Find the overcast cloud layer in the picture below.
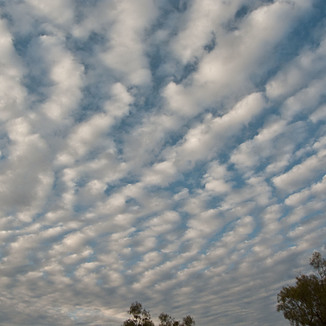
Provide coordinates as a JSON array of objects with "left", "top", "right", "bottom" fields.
[{"left": 0, "top": 0, "right": 326, "bottom": 325}]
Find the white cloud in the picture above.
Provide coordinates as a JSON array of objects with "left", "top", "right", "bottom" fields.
[
  {"left": 0, "top": 1, "right": 325, "bottom": 325},
  {"left": 285, "top": 175, "right": 326, "bottom": 207},
  {"left": 57, "top": 82, "right": 132, "bottom": 164},
  {"left": 0, "top": 118, "right": 53, "bottom": 221},
  {"left": 122, "top": 112, "right": 180, "bottom": 171},
  {"left": 0, "top": 19, "right": 26, "bottom": 122},
  {"left": 142, "top": 160, "right": 179, "bottom": 186},
  {"left": 203, "top": 163, "right": 232, "bottom": 194},
  {"left": 37, "top": 35, "right": 84, "bottom": 121},
  {"left": 280, "top": 76, "right": 326, "bottom": 121},
  {"left": 310, "top": 104, "right": 326, "bottom": 123},
  {"left": 266, "top": 35, "right": 326, "bottom": 100},
  {"left": 26, "top": 0, "right": 74, "bottom": 28},
  {"left": 184, "top": 0, "right": 312, "bottom": 108},
  {"left": 273, "top": 147, "right": 326, "bottom": 194},
  {"left": 170, "top": 0, "right": 242, "bottom": 64},
  {"left": 100, "top": 0, "right": 158, "bottom": 86},
  {"left": 166, "top": 92, "right": 266, "bottom": 170}
]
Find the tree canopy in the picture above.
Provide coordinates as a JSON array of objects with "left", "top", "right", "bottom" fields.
[
  {"left": 122, "top": 302, "right": 195, "bottom": 326},
  {"left": 277, "top": 252, "right": 326, "bottom": 326}
]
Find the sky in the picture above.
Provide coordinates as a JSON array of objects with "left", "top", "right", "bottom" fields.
[{"left": 0, "top": 0, "right": 326, "bottom": 325}]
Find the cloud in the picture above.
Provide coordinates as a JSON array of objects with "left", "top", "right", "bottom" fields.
[
  {"left": 273, "top": 146, "right": 326, "bottom": 194},
  {"left": 0, "top": 0, "right": 325, "bottom": 325},
  {"left": 0, "top": 19, "right": 26, "bottom": 122},
  {"left": 163, "top": 92, "right": 266, "bottom": 170},
  {"left": 100, "top": 0, "right": 159, "bottom": 86},
  {"left": 170, "top": 0, "right": 240, "bottom": 64},
  {"left": 266, "top": 35, "right": 326, "bottom": 100}
]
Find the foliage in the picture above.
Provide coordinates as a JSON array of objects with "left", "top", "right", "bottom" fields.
[
  {"left": 122, "top": 302, "right": 154, "bottom": 326},
  {"left": 277, "top": 252, "right": 326, "bottom": 326},
  {"left": 122, "top": 302, "right": 195, "bottom": 326},
  {"left": 158, "top": 312, "right": 195, "bottom": 326}
]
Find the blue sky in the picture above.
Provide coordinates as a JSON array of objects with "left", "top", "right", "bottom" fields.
[{"left": 0, "top": 0, "right": 326, "bottom": 325}]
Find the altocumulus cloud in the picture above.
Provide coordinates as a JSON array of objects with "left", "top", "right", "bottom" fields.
[{"left": 0, "top": 0, "right": 326, "bottom": 325}]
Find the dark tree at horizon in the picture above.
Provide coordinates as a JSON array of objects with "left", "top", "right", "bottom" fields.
[
  {"left": 122, "top": 302, "right": 195, "bottom": 326},
  {"left": 277, "top": 252, "right": 326, "bottom": 326}
]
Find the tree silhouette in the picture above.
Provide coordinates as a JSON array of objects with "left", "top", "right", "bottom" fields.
[
  {"left": 277, "top": 252, "right": 326, "bottom": 326},
  {"left": 122, "top": 302, "right": 195, "bottom": 326},
  {"left": 122, "top": 302, "right": 154, "bottom": 326}
]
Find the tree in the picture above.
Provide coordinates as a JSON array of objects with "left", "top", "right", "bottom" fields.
[
  {"left": 122, "top": 302, "right": 155, "bottom": 326},
  {"left": 277, "top": 252, "right": 326, "bottom": 326},
  {"left": 122, "top": 302, "right": 195, "bottom": 326},
  {"left": 158, "top": 313, "right": 195, "bottom": 326}
]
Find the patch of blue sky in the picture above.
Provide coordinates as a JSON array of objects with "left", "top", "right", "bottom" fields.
[
  {"left": 125, "top": 197, "right": 141, "bottom": 209},
  {"left": 104, "top": 176, "right": 139, "bottom": 197},
  {"left": 73, "top": 81, "right": 115, "bottom": 125},
  {"left": 276, "top": 139, "right": 320, "bottom": 178},
  {"left": 204, "top": 195, "right": 230, "bottom": 212},
  {"left": 131, "top": 87, "right": 162, "bottom": 114},
  {"left": 147, "top": 2, "right": 182, "bottom": 37},
  {"left": 165, "top": 164, "right": 206, "bottom": 193},
  {"left": 122, "top": 252, "right": 152, "bottom": 272},
  {"left": 0, "top": 6, "right": 16, "bottom": 28},
  {"left": 159, "top": 127, "right": 188, "bottom": 149},
  {"left": 148, "top": 50, "right": 173, "bottom": 91},
  {"left": 12, "top": 39, "right": 54, "bottom": 104},
  {"left": 203, "top": 32, "right": 216, "bottom": 53},
  {"left": 292, "top": 100, "right": 326, "bottom": 126},
  {"left": 167, "top": 0, "right": 188, "bottom": 13},
  {"left": 286, "top": 213, "right": 323, "bottom": 241},
  {"left": 223, "top": 4, "right": 252, "bottom": 32},
  {"left": 72, "top": 0, "right": 103, "bottom": 23},
  {"left": 107, "top": 97, "right": 161, "bottom": 149},
  {"left": 315, "top": 122, "right": 326, "bottom": 140},
  {"left": 0, "top": 133, "right": 10, "bottom": 160},
  {"left": 72, "top": 93, "right": 106, "bottom": 124},
  {"left": 197, "top": 227, "right": 232, "bottom": 255},
  {"left": 268, "top": 7, "right": 325, "bottom": 76},
  {"left": 73, "top": 203, "right": 92, "bottom": 215},
  {"left": 173, "top": 58, "right": 199, "bottom": 84},
  {"left": 106, "top": 127, "right": 133, "bottom": 159},
  {"left": 145, "top": 5, "right": 189, "bottom": 77},
  {"left": 11, "top": 33, "right": 32, "bottom": 57},
  {"left": 65, "top": 31, "right": 107, "bottom": 66},
  {"left": 235, "top": 105, "right": 271, "bottom": 137}
]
